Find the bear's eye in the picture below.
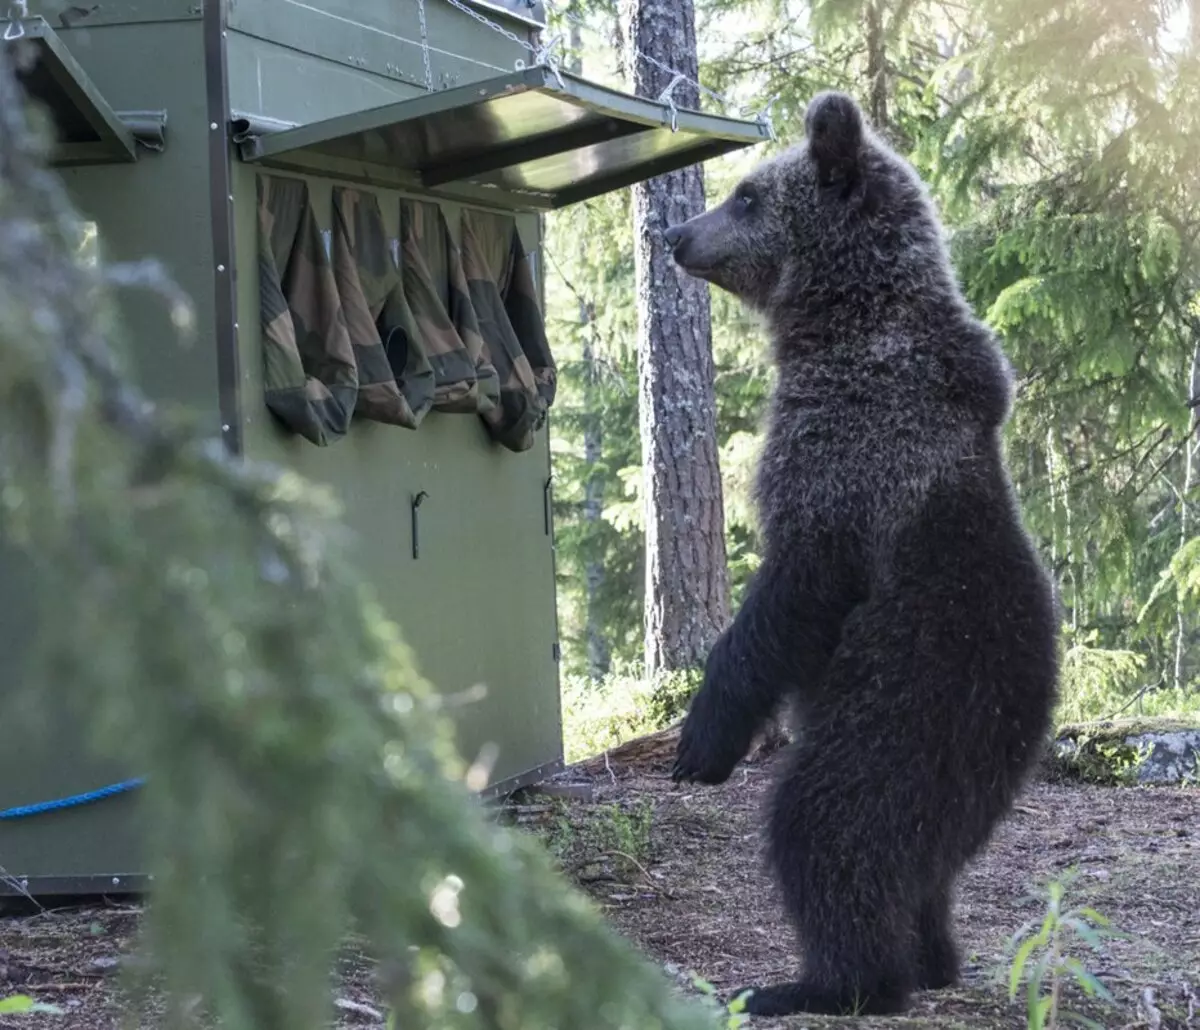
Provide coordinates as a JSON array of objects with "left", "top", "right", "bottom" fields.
[{"left": 735, "top": 186, "right": 757, "bottom": 213}]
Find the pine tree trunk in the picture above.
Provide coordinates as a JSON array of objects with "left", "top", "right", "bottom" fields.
[
  {"left": 865, "top": 1, "right": 889, "bottom": 131},
  {"left": 581, "top": 318, "right": 611, "bottom": 680},
  {"left": 1174, "top": 326, "right": 1199, "bottom": 692},
  {"left": 566, "top": 3, "right": 611, "bottom": 681},
  {"left": 619, "top": 0, "right": 731, "bottom": 676}
]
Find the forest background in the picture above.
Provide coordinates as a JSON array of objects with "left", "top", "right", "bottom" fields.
[{"left": 544, "top": 0, "right": 1200, "bottom": 760}]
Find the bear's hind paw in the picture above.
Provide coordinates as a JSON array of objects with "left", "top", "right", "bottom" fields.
[{"left": 731, "top": 980, "right": 909, "bottom": 1018}]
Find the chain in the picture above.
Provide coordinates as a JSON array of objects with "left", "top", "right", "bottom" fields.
[
  {"left": 538, "top": 0, "right": 779, "bottom": 133},
  {"left": 4, "top": 0, "right": 27, "bottom": 41},
  {"left": 437, "top": 0, "right": 570, "bottom": 85},
  {"left": 439, "top": 0, "right": 538, "bottom": 52},
  {"left": 432, "top": 0, "right": 775, "bottom": 136},
  {"left": 636, "top": 47, "right": 734, "bottom": 112},
  {"left": 417, "top": 0, "right": 434, "bottom": 90},
  {"left": 541, "top": 0, "right": 736, "bottom": 112}
]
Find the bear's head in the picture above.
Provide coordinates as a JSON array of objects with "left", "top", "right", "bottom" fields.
[{"left": 664, "top": 91, "right": 948, "bottom": 320}]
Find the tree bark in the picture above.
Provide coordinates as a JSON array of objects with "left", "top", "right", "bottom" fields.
[
  {"left": 1174, "top": 326, "right": 1199, "bottom": 692},
  {"left": 619, "top": 0, "right": 731, "bottom": 676},
  {"left": 581, "top": 341, "right": 611, "bottom": 680},
  {"left": 566, "top": 3, "right": 612, "bottom": 681},
  {"left": 865, "top": 0, "right": 889, "bottom": 131}
]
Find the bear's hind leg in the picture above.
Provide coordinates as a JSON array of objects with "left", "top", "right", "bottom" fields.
[
  {"left": 733, "top": 746, "right": 918, "bottom": 1018},
  {"left": 915, "top": 882, "right": 960, "bottom": 991}
]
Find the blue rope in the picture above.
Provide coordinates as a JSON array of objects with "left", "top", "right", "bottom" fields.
[{"left": 0, "top": 778, "right": 145, "bottom": 820}]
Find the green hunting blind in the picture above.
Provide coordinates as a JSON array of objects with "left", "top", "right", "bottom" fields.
[{"left": 0, "top": 0, "right": 769, "bottom": 895}]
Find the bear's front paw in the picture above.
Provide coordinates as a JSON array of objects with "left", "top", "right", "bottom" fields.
[{"left": 671, "top": 708, "right": 749, "bottom": 785}]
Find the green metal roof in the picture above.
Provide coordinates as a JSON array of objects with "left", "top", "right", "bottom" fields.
[
  {"left": 236, "top": 65, "right": 771, "bottom": 210},
  {"left": 464, "top": 0, "right": 546, "bottom": 28},
  {"left": 2, "top": 16, "right": 139, "bottom": 165}
]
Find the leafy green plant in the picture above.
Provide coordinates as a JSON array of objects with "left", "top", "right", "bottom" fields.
[
  {"left": 0, "top": 995, "right": 63, "bottom": 1015},
  {"left": 545, "top": 798, "right": 656, "bottom": 880},
  {"left": 1052, "top": 730, "right": 1154, "bottom": 786},
  {"left": 1007, "top": 870, "right": 1125, "bottom": 1029},
  {"left": 592, "top": 800, "right": 655, "bottom": 868},
  {"left": 690, "top": 975, "right": 751, "bottom": 1029},
  {"left": 1056, "top": 633, "right": 1148, "bottom": 724},
  {"left": 561, "top": 662, "right": 693, "bottom": 763},
  {"left": 647, "top": 668, "right": 704, "bottom": 726}
]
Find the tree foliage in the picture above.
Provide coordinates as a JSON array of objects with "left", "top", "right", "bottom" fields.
[{"left": 545, "top": 0, "right": 1200, "bottom": 717}]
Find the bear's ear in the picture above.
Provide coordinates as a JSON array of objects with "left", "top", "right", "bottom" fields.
[{"left": 804, "top": 91, "right": 864, "bottom": 187}]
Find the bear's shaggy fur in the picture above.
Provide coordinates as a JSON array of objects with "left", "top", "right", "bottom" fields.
[{"left": 664, "top": 91, "right": 1061, "bottom": 1018}]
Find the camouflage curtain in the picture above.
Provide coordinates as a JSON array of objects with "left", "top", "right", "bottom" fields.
[
  {"left": 258, "top": 176, "right": 556, "bottom": 453},
  {"left": 257, "top": 174, "right": 358, "bottom": 446},
  {"left": 399, "top": 199, "right": 500, "bottom": 415},
  {"left": 460, "top": 209, "right": 557, "bottom": 453},
  {"left": 332, "top": 187, "right": 435, "bottom": 428}
]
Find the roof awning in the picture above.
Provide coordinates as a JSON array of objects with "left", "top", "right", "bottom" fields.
[
  {"left": 2, "top": 16, "right": 148, "bottom": 165},
  {"left": 236, "top": 66, "right": 771, "bottom": 210}
]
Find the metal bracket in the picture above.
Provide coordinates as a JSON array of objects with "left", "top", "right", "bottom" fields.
[
  {"left": 229, "top": 111, "right": 300, "bottom": 145},
  {"left": 534, "top": 33, "right": 563, "bottom": 70},
  {"left": 657, "top": 73, "right": 687, "bottom": 133},
  {"left": 3, "top": 0, "right": 27, "bottom": 40},
  {"left": 543, "top": 473, "right": 553, "bottom": 535},
  {"left": 755, "top": 93, "right": 780, "bottom": 142},
  {"left": 411, "top": 490, "right": 429, "bottom": 559},
  {"left": 117, "top": 109, "right": 169, "bottom": 152},
  {"left": 518, "top": 33, "right": 564, "bottom": 88}
]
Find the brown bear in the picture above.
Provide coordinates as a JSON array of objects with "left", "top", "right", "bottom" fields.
[{"left": 663, "top": 91, "right": 1060, "bottom": 1018}]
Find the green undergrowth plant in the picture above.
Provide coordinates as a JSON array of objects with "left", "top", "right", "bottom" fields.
[
  {"left": 1051, "top": 733, "right": 1154, "bottom": 786},
  {"left": 1055, "top": 630, "right": 1200, "bottom": 728},
  {"left": 561, "top": 663, "right": 702, "bottom": 763},
  {"left": 648, "top": 668, "right": 704, "bottom": 726},
  {"left": 542, "top": 798, "right": 656, "bottom": 879},
  {"left": 0, "top": 995, "right": 62, "bottom": 1016},
  {"left": 1007, "top": 869, "right": 1126, "bottom": 1030},
  {"left": 590, "top": 799, "right": 655, "bottom": 869},
  {"left": 561, "top": 667, "right": 661, "bottom": 763},
  {"left": 690, "top": 976, "right": 751, "bottom": 1029}
]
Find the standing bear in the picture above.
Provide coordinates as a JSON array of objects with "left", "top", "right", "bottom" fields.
[{"left": 664, "top": 91, "right": 1061, "bottom": 1018}]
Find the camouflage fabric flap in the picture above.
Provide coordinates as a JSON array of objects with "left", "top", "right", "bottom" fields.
[
  {"left": 257, "top": 174, "right": 358, "bottom": 446},
  {"left": 441, "top": 213, "right": 501, "bottom": 418},
  {"left": 460, "top": 209, "right": 555, "bottom": 453},
  {"left": 400, "top": 199, "right": 497, "bottom": 415},
  {"left": 332, "top": 187, "right": 435, "bottom": 429},
  {"left": 501, "top": 224, "right": 557, "bottom": 413}
]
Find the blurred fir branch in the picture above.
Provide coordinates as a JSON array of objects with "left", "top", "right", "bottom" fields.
[{"left": 0, "top": 42, "right": 718, "bottom": 1030}]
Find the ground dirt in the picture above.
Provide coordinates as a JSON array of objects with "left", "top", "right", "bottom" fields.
[{"left": 2, "top": 733, "right": 1197, "bottom": 1030}]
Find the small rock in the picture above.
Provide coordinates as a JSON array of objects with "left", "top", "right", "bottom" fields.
[{"left": 1052, "top": 719, "right": 1200, "bottom": 785}]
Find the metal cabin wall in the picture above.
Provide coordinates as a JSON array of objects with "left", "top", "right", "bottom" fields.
[
  {"left": 227, "top": 0, "right": 564, "bottom": 789},
  {"left": 0, "top": 2, "right": 218, "bottom": 891},
  {"left": 226, "top": 0, "right": 535, "bottom": 120}
]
